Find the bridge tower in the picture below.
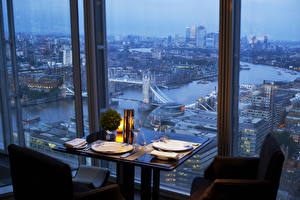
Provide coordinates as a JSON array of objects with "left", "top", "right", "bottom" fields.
[{"left": 142, "top": 72, "right": 151, "bottom": 104}]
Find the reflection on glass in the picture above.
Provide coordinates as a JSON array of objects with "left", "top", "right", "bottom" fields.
[
  {"left": 0, "top": 100, "right": 3, "bottom": 150},
  {"left": 107, "top": 0, "right": 219, "bottom": 192},
  {"left": 237, "top": 1, "right": 300, "bottom": 199},
  {"left": 13, "top": 0, "right": 78, "bottom": 168},
  {"left": 78, "top": 0, "right": 89, "bottom": 136}
]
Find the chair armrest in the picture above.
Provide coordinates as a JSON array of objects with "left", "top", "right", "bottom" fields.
[
  {"left": 74, "top": 184, "right": 125, "bottom": 200},
  {"left": 204, "top": 156, "right": 259, "bottom": 180},
  {"left": 201, "top": 179, "right": 272, "bottom": 200}
]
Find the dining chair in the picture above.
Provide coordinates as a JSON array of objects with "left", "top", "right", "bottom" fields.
[
  {"left": 8, "top": 144, "right": 124, "bottom": 200},
  {"left": 190, "top": 133, "right": 285, "bottom": 200},
  {"left": 73, "top": 165, "right": 110, "bottom": 189}
]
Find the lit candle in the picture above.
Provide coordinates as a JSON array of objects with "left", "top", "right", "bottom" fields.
[{"left": 116, "top": 118, "right": 124, "bottom": 143}]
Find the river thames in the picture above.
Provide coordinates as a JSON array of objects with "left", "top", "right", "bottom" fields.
[{"left": 2, "top": 62, "right": 299, "bottom": 144}]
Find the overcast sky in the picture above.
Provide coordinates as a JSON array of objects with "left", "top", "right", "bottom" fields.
[{"left": 11, "top": 0, "right": 300, "bottom": 41}]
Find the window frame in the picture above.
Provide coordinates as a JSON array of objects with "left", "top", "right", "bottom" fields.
[
  {"left": 0, "top": 0, "right": 88, "bottom": 160},
  {"left": 0, "top": 0, "right": 242, "bottom": 193},
  {"left": 217, "top": 0, "right": 241, "bottom": 156},
  {"left": 87, "top": 0, "right": 242, "bottom": 157}
]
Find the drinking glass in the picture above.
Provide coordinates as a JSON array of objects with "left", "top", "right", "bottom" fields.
[
  {"left": 160, "top": 124, "right": 169, "bottom": 142},
  {"left": 133, "top": 119, "right": 142, "bottom": 148},
  {"left": 151, "top": 116, "right": 161, "bottom": 142},
  {"left": 136, "top": 131, "right": 147, "bottom": 151}
]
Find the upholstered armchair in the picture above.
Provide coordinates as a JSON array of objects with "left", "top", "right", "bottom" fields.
[
  {"left": 8, "top": 144, "right": 124, "bottom": 200},
  {"left": 190, "top": 133, "right": 285, "bottom": 200}
]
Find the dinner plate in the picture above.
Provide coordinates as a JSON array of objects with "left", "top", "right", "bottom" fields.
[
  {"left": 152, "top": 139, "right": 194, "bottom": 152},
  {"left": 91, "top": 142, "right": 133, "bottom": 154}
]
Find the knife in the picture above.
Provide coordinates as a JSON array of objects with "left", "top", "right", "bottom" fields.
[{"left": 120, "top": 149, "right": 138, "bottom": 158}]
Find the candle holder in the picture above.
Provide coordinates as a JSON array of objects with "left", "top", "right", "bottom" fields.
[
  {"left": 116, "top": 118, "right": 124, "bottom": 143},
  {"left": 123, "top": 109, "right": 134, "bottom": 144}
]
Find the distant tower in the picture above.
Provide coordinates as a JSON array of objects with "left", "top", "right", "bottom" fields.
[
  {"left": 167, "top": 35, "right": 172, "bottom": 46},
  {"left": 185, "top": 26, "right": 191, "bottom": 42},
  {"left": 190, "top": 25, "right": 196, "bottom": 40},
  {"left": 196, "top": 26, "right": 206, "bottom": 48},
  {"left": 142, "top": 72, "right": 151, "bottom": 104},
  {"left": 63, "top": 49, "right": 72, "bottom": 66},
  {"left": 264, "top": 35, "right": 268, "bottom": 49}
]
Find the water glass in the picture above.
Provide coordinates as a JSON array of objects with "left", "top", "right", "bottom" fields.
[
  {"left": 135, "top": 131, "right": 147, "bottom": 151},
  {"left": 160, "top": 125, "right": 169, "bottom": 141}
]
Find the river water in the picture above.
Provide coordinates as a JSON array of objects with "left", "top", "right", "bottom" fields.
[
  {"left": 117, "top": 62, "right": 299, "bottom": 105},
  {"left": 2, "top": 62, "right": 300, "bottom": 140}
]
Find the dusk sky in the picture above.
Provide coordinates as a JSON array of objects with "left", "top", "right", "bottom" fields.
[{"left": 11, "top": 0, "right": 300, "bottom": 41}]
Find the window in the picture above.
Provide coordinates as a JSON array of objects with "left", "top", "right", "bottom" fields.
[
  {"left": 78, "top": 0, "right": 90, "bottom": 135},
  {"left": 11, "top": 0, "right": 80, "bottom": 168},
  {"left": 235, "top": 0, "right": 300, "bottom": 199},
  {"left": 1, "top": 0, "right": 298, "bottom": 198},
  {"left": 0, "top": 0, "right": 8, "bottom": 151},
  {"left": 106, "top": 0, "right": 219, "bottom": 192},
  {"left": 0, "top": 100, "right": 3, "bottom": 150}
]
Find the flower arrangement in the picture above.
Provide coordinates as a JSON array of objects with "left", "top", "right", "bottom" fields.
[{"left": 100, "top": 109, "right": 122, "bottom": 131}]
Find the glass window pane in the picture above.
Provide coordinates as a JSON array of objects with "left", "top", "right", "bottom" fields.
[
  {"left": 13, "top": 0, "right": 78, "bottom": 168},
  {"left": 106, "top": 0, "right": 219, "bottom": 192},
  {"left": 78, "top": 0, "right": 89, "bottom": 136},
  {"left": 0, "top": 0, "right": 7, "bottom": 151},
  {"left": 236, "top": 1, "right": 300, "bottom": 199},
  {"left": 0, "top": 98, "right": 3, "bottom": 151},
  {"left": 1, "top": 0, "right": 9, "bottom": 40}
]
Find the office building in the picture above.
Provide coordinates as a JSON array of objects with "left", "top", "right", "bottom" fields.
[{"left": 196, "top": 26, "right": 206, "bottom": 48}]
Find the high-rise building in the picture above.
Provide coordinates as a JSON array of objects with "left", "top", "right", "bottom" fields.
[
  {"left": 242, "top": 82, "right": 295, "bottom": 132},
  {"left": 196, "top": 26, "right": 206, "bottom": 48},
  {"left": 186, "top": 25, "right": 196, "bottom": 43},
  {"left": 185, "top": 26, "right": 191, "bottom": 42},
  {"left": 239, "top": 117, "right": 269, "bottom": 156},
  {"left": 205, "top": 38, "right": 214, "bottom": 48},
  {"left": 63, "top": 49, "right": 72, "bottom": 66},
  {"left": 263, "top": 35, "right": 269, "bottom": 49},
  {"left": 206, "top": 32, "right": 219, "bottom": 49},
  {"left": 190, "top": 25, "right": 196, "bottom": 40}
]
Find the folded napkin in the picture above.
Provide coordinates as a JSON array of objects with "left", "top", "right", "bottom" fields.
[
  {"left": 150, "top": 150, "right": 179, "bottom": 160},
  {"left": 64, "top": 138, "right": 87, "bottom": 149}
]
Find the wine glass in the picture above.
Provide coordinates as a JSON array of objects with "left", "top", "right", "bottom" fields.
[
  {"left": 151, "top": 116, "right": 161, "bottom": 142},
  {"left": 133, "top": 119, "right": 142, "bottom": 149}
]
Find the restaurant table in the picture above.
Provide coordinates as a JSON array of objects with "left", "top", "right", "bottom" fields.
[{"left": 53, "top": 133, "right": 212, "bottom": 200}]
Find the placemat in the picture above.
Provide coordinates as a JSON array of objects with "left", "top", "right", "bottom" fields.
[{"left": 75, "top": 140, "right": 201, "bottom": 161}]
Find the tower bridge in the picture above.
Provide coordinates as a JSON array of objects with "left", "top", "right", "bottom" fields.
[
  {"left": 108, "top": 74, "right": 213, "bottom": 110},
  {"left": 64, "top": 76, "right": 213, "bottom": 111},
  {"left": 109, "top": 73, "right": 175, "bottom": 105}
]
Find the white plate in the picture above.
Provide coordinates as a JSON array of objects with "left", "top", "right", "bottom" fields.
[
  {"left": 152, "top": 139, "right": 194, "bottom": 152},
  {"left": 91, "top": 142, "right": 133, "bottom": 154}
]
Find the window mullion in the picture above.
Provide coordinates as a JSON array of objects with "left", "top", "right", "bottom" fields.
[
  {"left": 70, "top": 0, "right": 84, "bottom": 138},
  {"left": 84, "top": 0, "right": 100, "bottom": 135},
  {"left": 217, "top": 0, "right": 241, "bottom": 156},
  {"left": 0, "top": 0, "right": 13, "bottom": 153},
  {"left": 6, "top": 0, "right": 25, "bottom": 147}
]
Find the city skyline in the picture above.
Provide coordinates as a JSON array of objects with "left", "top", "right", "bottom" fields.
[{"left": 10, "top": 0, "right": 300, "bottom": 41}]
